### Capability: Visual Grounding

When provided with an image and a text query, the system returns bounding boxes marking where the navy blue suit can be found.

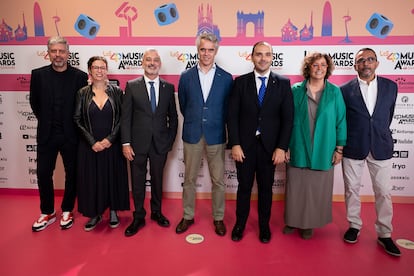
[340,77,397,160]
[178,65,233,145]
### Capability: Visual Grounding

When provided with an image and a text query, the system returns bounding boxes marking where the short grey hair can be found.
[196,33,219,50]
[47,36,69,51]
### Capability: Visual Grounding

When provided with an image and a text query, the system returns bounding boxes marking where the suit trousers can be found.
[36,133,77,214]
[182,137,225,221]
[130,142,168,219]
[342,153,394,237]
[235,136,275,229]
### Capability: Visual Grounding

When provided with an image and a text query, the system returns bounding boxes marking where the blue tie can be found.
[149,81,156,112]
[258,76,266,106]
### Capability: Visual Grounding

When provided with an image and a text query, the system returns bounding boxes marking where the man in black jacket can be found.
[30,36,88,232]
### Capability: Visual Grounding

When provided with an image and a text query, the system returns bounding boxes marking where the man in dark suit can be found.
[121,48,178,237]
[30,36,88,232]
[341,48,401,257]
[175,33,233,236]
[227,41,294,243]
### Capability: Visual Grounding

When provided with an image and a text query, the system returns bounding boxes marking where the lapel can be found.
[137,77,153,113]
[352,78,371,118]
[260,72,278,109]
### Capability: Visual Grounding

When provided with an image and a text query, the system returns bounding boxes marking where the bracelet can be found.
[335,148,343,154]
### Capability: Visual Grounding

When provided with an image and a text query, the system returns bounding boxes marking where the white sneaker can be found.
[32,212,56,232]
[60,212,74,230]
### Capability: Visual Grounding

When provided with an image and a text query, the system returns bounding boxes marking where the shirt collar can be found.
[197,63,217,73]
[254,70,270,80]
[144,75,159,84]
[357,75,377,86]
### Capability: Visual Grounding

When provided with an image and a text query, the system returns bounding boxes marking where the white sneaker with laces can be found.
[32,212,56,232]
[60,211,74,230]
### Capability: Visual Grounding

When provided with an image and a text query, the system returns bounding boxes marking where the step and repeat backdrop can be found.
[0,0,413,201]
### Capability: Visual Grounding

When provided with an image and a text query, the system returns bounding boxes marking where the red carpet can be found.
[0,191,412,276]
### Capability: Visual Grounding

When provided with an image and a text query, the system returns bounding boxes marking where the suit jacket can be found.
[30,64,88,145]
[178,65,233,145]
[340,76,397,160]
[227,71,294,154]
[121,76,178,155]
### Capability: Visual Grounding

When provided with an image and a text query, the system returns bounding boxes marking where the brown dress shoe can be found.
[213,220,226,236]
[175,218,194,234]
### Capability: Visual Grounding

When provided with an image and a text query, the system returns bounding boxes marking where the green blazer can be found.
[289,80,347,171]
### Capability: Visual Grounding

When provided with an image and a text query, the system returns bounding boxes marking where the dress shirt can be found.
[358,75,378,116]
[144,76,160,106]
[198,63,216,102]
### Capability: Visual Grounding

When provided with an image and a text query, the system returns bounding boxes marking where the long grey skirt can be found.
[284,165,334,229]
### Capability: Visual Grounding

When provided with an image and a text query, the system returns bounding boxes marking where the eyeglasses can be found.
[311,63,328,69]
[91,66,107,71]
[356,57,377,64]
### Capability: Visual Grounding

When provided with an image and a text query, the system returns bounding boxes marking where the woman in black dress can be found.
[74,56,129,231]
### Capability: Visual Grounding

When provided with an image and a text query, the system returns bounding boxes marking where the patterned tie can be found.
[258,76,267,106]
[149,81,156,112]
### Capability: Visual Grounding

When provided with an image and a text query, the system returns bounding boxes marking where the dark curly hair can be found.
[301,52,334,80]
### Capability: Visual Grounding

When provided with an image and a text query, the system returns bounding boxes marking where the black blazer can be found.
[227,71,294,154]
[29,64,88,144]
[121,77,178,155]
[340,76,397,160]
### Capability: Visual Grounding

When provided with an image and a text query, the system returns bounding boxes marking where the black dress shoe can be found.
[175,218,194,234]
[231,225,244,241]
[259,227,271,243]
[214,220,226,236]
[151,212,170,227]
[124,218,145,237]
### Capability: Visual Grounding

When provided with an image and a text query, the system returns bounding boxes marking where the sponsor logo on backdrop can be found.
[305,50,354,68]
[104,51,143,70]
[0,52,16,68]
[393,151,409,158]
[16,94,30,106]
[16,76,30,89]
[394,114,414,124]
[380,50,414,70]
[30,178,37,184]
[26,145,37,152]
[170,51,198,69]
[19,124,37,130]
[28,156,37,163]
[28,167,36,175]
[394,78,414,92]
[392,185,405,191]
[395,95,414,110]
[273,178,285,188]
[238,50,284,69]
[36,51,81,67]
[391,175,410,181]
[22,134,36,139]
[392,162,406,170]
[17,110,36,121]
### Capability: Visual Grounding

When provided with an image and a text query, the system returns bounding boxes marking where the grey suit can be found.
[121,76,178,219]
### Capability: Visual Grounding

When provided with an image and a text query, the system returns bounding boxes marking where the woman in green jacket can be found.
[283,52,347,239]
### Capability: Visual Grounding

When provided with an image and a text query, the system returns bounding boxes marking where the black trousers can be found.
[130,143,168,219]
[37,134,78,214]
[235,137,275,229]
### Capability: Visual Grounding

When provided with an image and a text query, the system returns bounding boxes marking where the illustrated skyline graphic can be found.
[0,1,404,43]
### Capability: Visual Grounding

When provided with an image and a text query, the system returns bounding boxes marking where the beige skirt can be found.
[284,165,334,229]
